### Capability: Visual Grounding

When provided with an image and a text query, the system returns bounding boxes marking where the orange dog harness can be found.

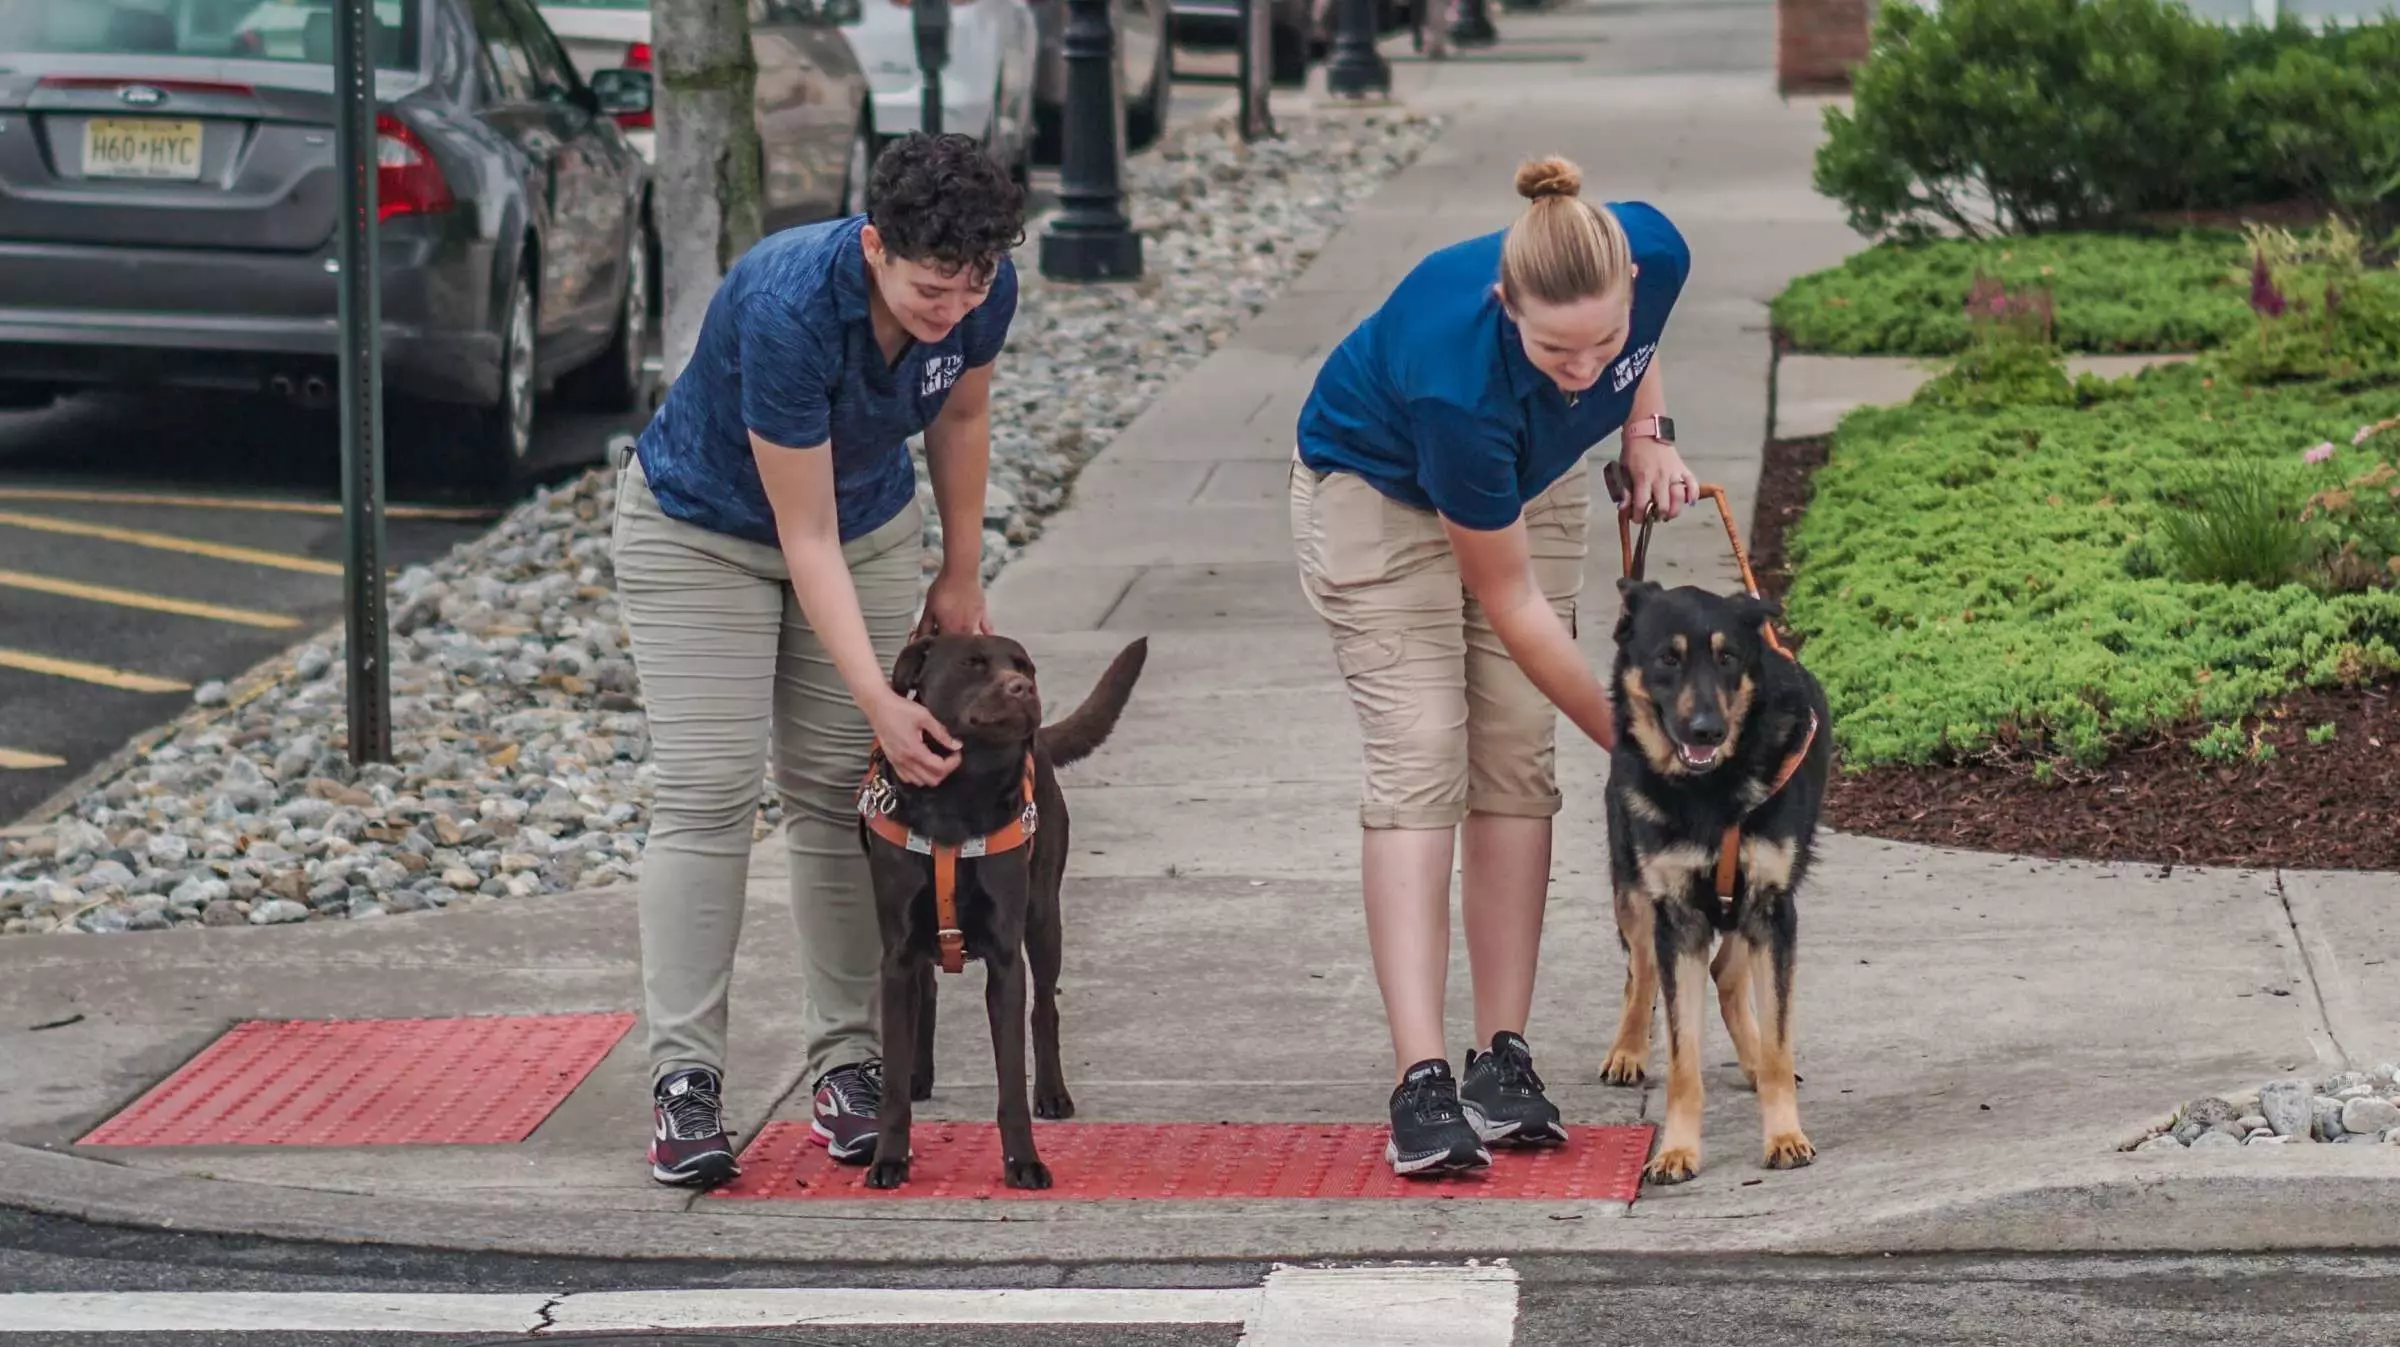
[857,749,1039,974]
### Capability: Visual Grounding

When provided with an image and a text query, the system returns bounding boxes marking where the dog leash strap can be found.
[1715,710,1820,902]
[934,846,965,975]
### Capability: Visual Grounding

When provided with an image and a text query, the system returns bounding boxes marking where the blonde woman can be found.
[1291,156,1696,1177]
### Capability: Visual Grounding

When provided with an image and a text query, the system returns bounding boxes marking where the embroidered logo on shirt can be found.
[921,353,964,397]
[1610,342,1657,395]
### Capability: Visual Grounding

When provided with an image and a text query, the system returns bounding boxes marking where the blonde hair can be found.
[1500,156,1633,309]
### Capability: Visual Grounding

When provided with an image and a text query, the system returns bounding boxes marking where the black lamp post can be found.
[1038,0,1141,281]
[912,0,949,136]
[333,0,390,764]
[1324,0,1389,100]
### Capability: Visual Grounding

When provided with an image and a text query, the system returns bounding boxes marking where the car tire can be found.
[1271,20,1309,87]
[1125,33,1170,151]
[445,256,539,497]
[841,114,877,219]
[558,205,654,415]
[0,382,56,412]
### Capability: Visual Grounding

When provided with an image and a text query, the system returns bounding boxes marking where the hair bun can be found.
[1514,156,1582,202]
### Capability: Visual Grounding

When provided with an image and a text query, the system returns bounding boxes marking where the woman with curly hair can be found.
[610,132,1025,1188]
[1291,155,1697,1177]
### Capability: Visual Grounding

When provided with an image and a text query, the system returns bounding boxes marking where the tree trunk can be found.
[652,0,764,385]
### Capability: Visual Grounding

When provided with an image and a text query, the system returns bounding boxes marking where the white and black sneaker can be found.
[1461,1030,1568,1147]
[810,1058,884,1165]
[1385,1058,1493,1178]
[650,1066,739,1187]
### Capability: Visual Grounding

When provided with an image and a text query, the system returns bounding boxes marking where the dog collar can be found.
[857,747,1039,975]
[1715,710,1818,907]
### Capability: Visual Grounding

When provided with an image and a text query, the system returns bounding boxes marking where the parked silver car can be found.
[538,0,875,229]
[0,0,656,487]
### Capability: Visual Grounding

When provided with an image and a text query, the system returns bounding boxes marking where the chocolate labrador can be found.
[856,632,1148,1190]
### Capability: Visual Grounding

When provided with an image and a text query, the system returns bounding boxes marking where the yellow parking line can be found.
[0,748,67,770]
[0,509,341,576]
[0,648,189,694]
[0,569,299,629]
[0,487,498,522]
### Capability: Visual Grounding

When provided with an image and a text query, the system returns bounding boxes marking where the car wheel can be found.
[0,381,56,412]
[841,117,876,219]
[1125,32,1170,150]
[1271,20,1309,87]
[446,258,538,496]
[559,206,654,415]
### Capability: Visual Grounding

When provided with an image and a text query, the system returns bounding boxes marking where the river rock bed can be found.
[0,106,1443,937]
[2128,1065,2400,1152]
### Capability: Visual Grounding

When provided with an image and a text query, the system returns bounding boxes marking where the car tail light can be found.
[616,41,654,130]
[375,113,453,222]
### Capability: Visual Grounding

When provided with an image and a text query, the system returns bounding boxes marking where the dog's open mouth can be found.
[1671,738,1724,771]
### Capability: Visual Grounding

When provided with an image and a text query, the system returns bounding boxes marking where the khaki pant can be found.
[1290,456,1591,830]
[610,449,922,1088]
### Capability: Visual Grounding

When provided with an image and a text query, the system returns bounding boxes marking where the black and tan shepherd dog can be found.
[856,632,1147,1192]
[1598,578,1831,1185]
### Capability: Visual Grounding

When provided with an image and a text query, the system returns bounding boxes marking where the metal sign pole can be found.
[913,0,950,137]
[1237,0,1276,142]
[334,0,391,765]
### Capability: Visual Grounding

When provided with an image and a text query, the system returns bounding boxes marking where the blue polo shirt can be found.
[634,215,1018,547]
[1295,203,1689,531]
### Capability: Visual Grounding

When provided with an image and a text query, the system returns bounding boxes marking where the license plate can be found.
[83,118,204,181]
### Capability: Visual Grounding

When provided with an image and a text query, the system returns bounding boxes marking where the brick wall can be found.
[1777,0,1876,95]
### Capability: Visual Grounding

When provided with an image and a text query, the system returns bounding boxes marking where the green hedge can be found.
[1772,233,2258,355]
[1786,361,2400,767]
[1817,0,2400,239]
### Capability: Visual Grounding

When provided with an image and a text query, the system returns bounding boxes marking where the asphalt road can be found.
[0,73,1233,828]
[7,1206,2400,1345]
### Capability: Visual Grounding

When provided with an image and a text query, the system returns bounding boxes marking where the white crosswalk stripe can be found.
[0,1263,1521,1342]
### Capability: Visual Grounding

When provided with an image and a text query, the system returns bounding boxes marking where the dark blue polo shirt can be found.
[635,215,1018,547]
[1295,203,1689,531]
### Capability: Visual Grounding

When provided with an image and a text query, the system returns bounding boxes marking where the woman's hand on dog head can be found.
[868,690,962,786]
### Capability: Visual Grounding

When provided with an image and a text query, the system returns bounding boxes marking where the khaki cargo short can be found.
[1290,453,1592,830]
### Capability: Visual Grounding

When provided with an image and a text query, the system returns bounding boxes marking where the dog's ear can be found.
[889,638,934,697]
[1734,594,1785,634]
[1614,578,1662,643]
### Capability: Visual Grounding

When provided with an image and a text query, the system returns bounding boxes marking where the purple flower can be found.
[2249,251,2287,319]
[2302,442,2335,464]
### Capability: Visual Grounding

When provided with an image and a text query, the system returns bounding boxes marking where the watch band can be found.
[1626,414,1676,445]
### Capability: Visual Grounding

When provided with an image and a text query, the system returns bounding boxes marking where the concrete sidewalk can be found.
[4,2,2396,1263]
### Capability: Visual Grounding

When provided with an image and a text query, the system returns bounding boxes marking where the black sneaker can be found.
[650,1067,739,1187]
[1462,1030,1568,1147]
[810,1058,883,1165]
[1386,1058,1493,1178]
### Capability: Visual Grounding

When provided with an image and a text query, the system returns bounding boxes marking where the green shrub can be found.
[1783,363,2400,767]
[1814,0,2400,241]
[1772,232,2258,354]
[1814,0,2243,239]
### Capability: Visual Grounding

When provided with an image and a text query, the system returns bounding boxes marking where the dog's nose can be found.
[1684,711,1726,746]
[999,672,1034,700]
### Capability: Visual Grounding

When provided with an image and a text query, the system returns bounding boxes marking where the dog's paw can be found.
[864,1157,911,1190]
[1764,1131,1816,1170]
[1033,1086,1076,1121]
[1004,1157,1053,1191]
[909,1070,935,1103]
[1644,1146,1701,1185]
[1599,1049,1649,1087]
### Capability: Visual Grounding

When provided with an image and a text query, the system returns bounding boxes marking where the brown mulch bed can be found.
[1751,434,2400,871]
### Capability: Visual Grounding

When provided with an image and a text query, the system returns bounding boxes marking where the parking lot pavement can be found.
[0,390,631,825]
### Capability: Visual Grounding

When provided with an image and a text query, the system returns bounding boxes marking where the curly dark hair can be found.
[865,132,1026,283]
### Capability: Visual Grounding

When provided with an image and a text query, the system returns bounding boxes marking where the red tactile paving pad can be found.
[78,1013,635,1147]
[711,1121,1655,1202]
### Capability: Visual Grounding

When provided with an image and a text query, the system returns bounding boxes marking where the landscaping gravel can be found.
[2129,1065,2400,1152]
[0,106,1442,937]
